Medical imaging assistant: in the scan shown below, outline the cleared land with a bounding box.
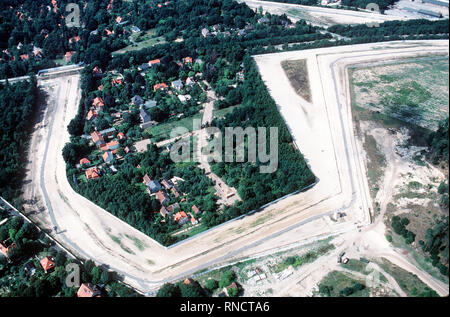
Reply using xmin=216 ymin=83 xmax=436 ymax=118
xmin=18 ymin=41 xmax=449 ymax=296
xmin=281 ymin=59 xmax=312 ymax=102
xmin=241 ymin=0 xmax=411 ymax=27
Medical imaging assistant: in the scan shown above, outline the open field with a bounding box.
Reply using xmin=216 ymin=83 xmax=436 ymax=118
xmin=112 ymin=29 xmax=167 ymax=56
xmin=16 ymin=40 xmax=449 ymax=296
xmin=348 ymin=55 xmax=449 ymax=284
xmin=349 ymin=56 xmax=449 ymax=131
xmin=240 ymin=0 xmax=412 ymax=27
xmin=281 ymin=59 xmax=312 ymax=102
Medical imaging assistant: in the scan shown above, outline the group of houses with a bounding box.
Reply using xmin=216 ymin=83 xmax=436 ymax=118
xmin=81 ymin=127 xmax=129 ymax=180
xmin=142 ymin=174 xmax=201 ymax=226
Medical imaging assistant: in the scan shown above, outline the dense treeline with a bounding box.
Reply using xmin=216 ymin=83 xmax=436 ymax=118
xmin=328 ymin=19 xmax=450 ymax=38
xmin=419 ymin=216 xmax=449 ymax=276
xmin=0 ymin=212 xmax=139 ymax=297
xmin=0 ymin=79 xmax=37 ymax=200
xmin=427 ymin=117 xmax=449 ymax=165
xmin=341 ymin=0 xmax=396 ymax=12
xmin=203 ymin=55 xmax=316 ymax=228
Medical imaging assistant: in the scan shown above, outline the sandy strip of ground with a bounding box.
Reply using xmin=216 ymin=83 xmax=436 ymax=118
xmin=241 ymin=0 xmax=411 ymax=26
xmin=23 ymin=40 xmax=448 ymax=295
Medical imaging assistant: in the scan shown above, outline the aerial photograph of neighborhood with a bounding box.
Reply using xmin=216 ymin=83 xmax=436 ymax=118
xmin=0 ymin=0 xmax=448 ymax=305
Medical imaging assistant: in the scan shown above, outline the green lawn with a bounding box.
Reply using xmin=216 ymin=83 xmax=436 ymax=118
xmin=112 ymin=29 xmax=166 ymax=56
xmin=147 ymin=113 xmax=202 ymax=141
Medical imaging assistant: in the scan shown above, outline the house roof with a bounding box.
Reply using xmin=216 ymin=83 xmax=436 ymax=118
xmin=156 ymin=191 xmax=168 ymax=203
xmin=85 ymin=167 xmax=100 ymax=179
xmin=160 ymin=206 xmax=168 ymax=217
xmin=173 ymin=211 xmax=187 ymax=222
xmin=90 ymin=131 xmax=103 ymax=143
xmin=143 ymin=174 xmax=151 ymax=184
xmin=102 ymin=151 xmax=113 ymax=162
xmin=40 ymin=256 xmax=55 ymax=272
xmin=154 ymin=83 xmax=168 ymax=91
xmin=140 ymin=109 xmax=151 ymax=122
xmin=183 ymin=57 xmax=193 ymax=64
xmin=87 ymin=109 xmax=97 ymax=120
xmin=118 ymin=132 xmax=125 ymax=139
xmin=77 ymin=283 xmax=100 ymax=297
xmin=92 ymin=97 xmax=104 ymax=107
xmin=107 ymin=140 xmax=119 ymax=149
xmin=161 ymin=179 xmax=173 ymax=189
xmin=192 ymin=205 xmax=200 ymax=214
xmin=149 ymin=59 xmax=161 ymax=65
xmin=80 ymin=158 xmax=90 ymax=165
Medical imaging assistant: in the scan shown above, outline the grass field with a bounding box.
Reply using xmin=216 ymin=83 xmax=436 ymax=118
xmin=147 ymin=113 xmax=202 ymax=141
xmin=281 ymin=59 xmax=312 ymax=102
xmin=376 ymin=258 xmax=439 ymax=297
xmin=349 ymin=56 xmax=449 ymax=131
xmin=317 ymin=270 xmax=371 ymax=297
xmin=112 ymin=29 xmax=166 ymax=56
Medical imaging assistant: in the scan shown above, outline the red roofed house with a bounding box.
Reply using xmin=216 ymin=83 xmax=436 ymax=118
xmin=189 ymin=213 xmax=198 ymax=225
xmin=85 ymin=167 xmax=100 ymax=180
xmin=80 ymin=158 xmax=90 ymax=166
xmin=92 ymin=97 xmax=104 ymax=108
xmin=143 ymin=174 xmax=151 ymax=185
xmin=148 ymin=59 xmax=161 ymax=67
xmin=153 ymin=83 xmax=168 ymax=92
xmin=116 ymin=16 xmax=122 ymax=23
xmin=105 ymin=29 xmax=114 ymax=36
xmin=173 ymin=211 xmax=189 ymax=225
xmin=40 ymin=256 xmax=55 ymax=273
xmin=87 ymin=109 xmax=97 ymax=121
xmin=171 ymin=187 xmax=180 ymax=198
xmin=0 ymin=240 xmax=16 ymax=258
xmin=156 ymin=190 xmax=169 ymax=206
xmin=106 ymin=140 xmax=119 ymax=151
xmin=192 ymin=205 xmax=200 ymax=215
xmin=183 ymin=57 xmax=193 ymax=64
xmin=118 ymin=132 xmax=125 ymax=140
xmin=91 ymin=131 xmax=105 ymax=147
xmin=77 ymin=283 xmax=101 ymax=297
xmin=92 ymin=66 xmax=102 ymax=76
xmin=20 ymin=54 xmax=29 ymax=60
xmin=102 ymin=151 xmax=113 ymax=163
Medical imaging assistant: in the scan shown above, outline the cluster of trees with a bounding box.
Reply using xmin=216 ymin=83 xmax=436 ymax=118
xmin=204 ymin=54 xmax=316 ymax=227
xmin=65 ymin=140 xmax=218 ymax=245
xmin=391 ymin=216 xmax=416 ymax=245
xmin=0 ymin=79 xmax=37 ymax=201
xmin=156 ymin=269 xmax=240 ymax=297
xmin=0 ymin=211 xmax=138 ymax=297
xmin=427 ymin=117 xmax=449 ymax=165
xmin=339 ymin=283 xmax=366 ymax=296
xmin=418 ymin=216 xmax=449 ymax=276
xmin=157 ymin=280 xmax=207 ymax=297
xmin=328 ymin=19 xmax=450 ymax=38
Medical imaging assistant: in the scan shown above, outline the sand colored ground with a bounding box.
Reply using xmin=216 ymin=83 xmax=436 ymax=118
xmin=241 ymin=0 xmax=411 ymax=27
xmin=19 ymin=40 xmax=448 ymax=295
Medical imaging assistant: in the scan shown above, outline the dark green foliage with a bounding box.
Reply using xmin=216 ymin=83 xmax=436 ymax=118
xmin=0 ymin=79 xmax=37 ymax=200
xmin=219 ymin=270 xmax=236 ymax=289
xmin=427 ymin=118 xmax=449 ymax=165
xmin=420 ymin=216 xmax=449 ymax=276
xmin=205 ymin=279 xmax=219 ymax=292
xmin=391 ymin=216 xmax=416 ymax=245
xmin=157 ymin=283 xmax=181 ymax=297
xmin=339 ymin=283 xmax=365 ymax=297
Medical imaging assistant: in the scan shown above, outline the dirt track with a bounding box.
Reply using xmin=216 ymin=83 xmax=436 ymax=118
xmin=21 ymin=40 xmax=448 ymax=295
xmin=241 ymin=0 xmax=411 ymax=27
